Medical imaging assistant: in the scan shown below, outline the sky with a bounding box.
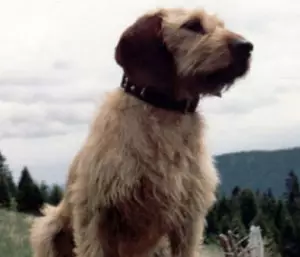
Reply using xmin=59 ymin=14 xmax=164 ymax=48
xmin=0 ymin=0 xmax=299 ymax=184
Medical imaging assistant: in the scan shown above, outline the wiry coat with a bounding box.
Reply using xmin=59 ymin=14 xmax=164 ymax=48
xmin=69 ymin=89 xmax=219 ymax=257
xmin=30 ymin=7 xmax=253 ymax=257
xmin=30 ymin=90 xmax=219 ymax=257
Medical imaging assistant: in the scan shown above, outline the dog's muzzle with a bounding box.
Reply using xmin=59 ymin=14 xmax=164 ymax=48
xmin=229 ymin=38 xmax=253 ymax=59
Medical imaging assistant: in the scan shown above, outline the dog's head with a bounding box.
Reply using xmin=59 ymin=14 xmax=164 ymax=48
xmin=115 ymin=8 xmax=253 ymax=100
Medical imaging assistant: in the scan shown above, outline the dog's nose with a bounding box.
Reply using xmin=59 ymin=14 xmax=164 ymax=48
xmin=229 ymin=38 xmax=253 ymax=56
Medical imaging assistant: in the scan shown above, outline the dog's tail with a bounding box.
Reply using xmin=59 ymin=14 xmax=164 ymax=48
xmin=29 ymin=201 xmax=74 ymax=257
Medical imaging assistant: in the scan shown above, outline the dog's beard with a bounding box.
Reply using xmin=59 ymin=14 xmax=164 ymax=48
xmin=196 ymin=55 xmax=251 ymax=97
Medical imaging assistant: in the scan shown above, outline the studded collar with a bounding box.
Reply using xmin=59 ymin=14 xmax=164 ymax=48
xmin=120 ymin=74 xmax=199 ymax=114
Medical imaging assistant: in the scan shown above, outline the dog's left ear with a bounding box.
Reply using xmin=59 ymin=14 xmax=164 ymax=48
xmin=115 ymin=12 xmax=176 ymax=88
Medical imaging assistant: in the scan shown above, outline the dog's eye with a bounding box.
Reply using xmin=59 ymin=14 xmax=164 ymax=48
xmin=181 ymin=19 xmax=205 ymax=34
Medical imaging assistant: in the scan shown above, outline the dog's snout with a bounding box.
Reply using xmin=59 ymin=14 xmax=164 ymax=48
xmin=229 ymin=38 xmax=253 ymax=56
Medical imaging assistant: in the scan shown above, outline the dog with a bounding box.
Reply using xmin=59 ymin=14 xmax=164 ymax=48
xmin=30 ymin=7 xmax=253 ymax=257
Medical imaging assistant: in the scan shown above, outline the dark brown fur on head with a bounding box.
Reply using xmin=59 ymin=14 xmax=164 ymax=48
xmin=115 ymin=8 xmax=253 ymax=100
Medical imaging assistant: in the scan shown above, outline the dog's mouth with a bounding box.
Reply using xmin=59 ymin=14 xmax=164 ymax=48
xmin=201 ymin=55 xmax=251 ymax=97
xmin=198 ymin=38 xmax=253 ymax=97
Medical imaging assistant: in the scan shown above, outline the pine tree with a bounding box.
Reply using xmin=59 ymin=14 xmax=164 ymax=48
xmin=217 ymin=196 xmax=232 ymax=220
xmin=282 ymin=170 xmax=300 ymax=256
xmin=0 ymin=152 xmax=13 ymax=207
xmin=48 ymin=184 xmax=63 ymax=206
xmin=39 ymin=181 xmax=49 ymax=203
xmin=252 ymin=211 xmax=271 ymax=237
xmin=279 ymin=207 xmax=297 ymax=256
xmin=219 ymin=214 xmax=231 ymax=234
xmin=259 ymin=188 xmax=277 ymax=219
xmin=285 ymin=170 xmax=300 ymax=215
xmin=230 ymin=186 xmax=241 ymax=218
xmin=231 ymin=186 xmax=241 ymax=197
xmin=5 ymin=170 xmax=17 ymax=198
xmin=230 ymin=214 xmax=247 ymax=238
xmin=206 ymin=205 xmax=219 ymax=237
xmin=16 ymin=167 xmax=44 ymax=214
xmin=0 ymin=170 xmax=10 ymax=207
xmin=238 ymin=188 xmax=258 ymax=229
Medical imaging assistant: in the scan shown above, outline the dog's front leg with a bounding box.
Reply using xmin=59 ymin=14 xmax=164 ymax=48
xmin=168 ymin=215 xmax=205 ymax=257
xmin=72 ymin=207 xmax=105 ymax=257
xmin=69 ymin=175 xmax=104 ymax=257
xmin=72 ymin=203 xmax=104 ymax=257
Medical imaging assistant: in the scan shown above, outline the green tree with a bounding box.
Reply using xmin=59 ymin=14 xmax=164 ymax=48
xmin=206 ymin=205 xmax=219 ymax=237
xmin=282 ymin=171 xmax=300 ymax=256
xmin=252 ymin=212 xmax=271 ymax=237
xmin=0 ymin=152 xmax=15 ymax=207
xmin=0 ymin=170 xmax=10 ymax=207
xmin=16 ymin=167 xmax=44 ymax=214
xmin=5 ymin=171 xmax=17 ymax=198
xmin=231 ymin=186 xmax=241 ymax=197
xmin=238 ymin=189 xmax=258 ymax=229
xmin=230 ymin=214 xmax=247 ymax=237
xmin=48 ymin=184 xmax=63 ymax=206
xmin=285 ymin=170 xmax=300 ymax=215
xmin=219 ymin=214 xmax=231 ymax=234
xmin=258 ymin=189 xmax=277 ymax=220
xmin=39 ymin=181 xmax=49 ymax=203
xmin=217 ymin=196 xmax=232 ymax=220
xmin=280 ymin=211 xmax=297 ymax=256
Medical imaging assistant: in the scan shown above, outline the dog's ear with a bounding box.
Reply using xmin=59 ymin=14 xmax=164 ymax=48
xmin=115 ymin=13 xmax=176 ymax=88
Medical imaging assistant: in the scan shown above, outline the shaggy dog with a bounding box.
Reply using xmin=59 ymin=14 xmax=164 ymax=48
xmin=30 ymin=7 xmax=253 ymax=257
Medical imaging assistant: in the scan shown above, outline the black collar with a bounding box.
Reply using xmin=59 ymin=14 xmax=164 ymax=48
xmin=120 ymin=74 xmax=199 ymax=113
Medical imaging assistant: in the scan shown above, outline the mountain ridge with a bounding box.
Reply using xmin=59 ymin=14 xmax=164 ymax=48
xmin=214 ymin=146 xmax=300 ymax=197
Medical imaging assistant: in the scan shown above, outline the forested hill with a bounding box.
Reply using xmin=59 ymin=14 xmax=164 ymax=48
xmin=215 ymin=147 xmax=300 ymax=197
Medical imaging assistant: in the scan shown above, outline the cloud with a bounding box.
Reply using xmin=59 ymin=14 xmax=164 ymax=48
xmin=0 ymin=132 xmax=87 ymax=183
xmin=0 ymin=100 xmax=95 ymax=139
xmin=201 ymin=85 xmax=280 ymax=116
xmin=0 ymin=76 xmax=64 ymax=87
xmin=0 ymin=0 xmax=299 ymax=184
xmin=0 ymin=81 xmax=104 ymax=104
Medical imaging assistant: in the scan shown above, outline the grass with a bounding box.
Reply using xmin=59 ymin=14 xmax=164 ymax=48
xmin=0 ymin=208 xmax=222 ymax=257
xmin=0 ymin=208 xmax=33 ymax=257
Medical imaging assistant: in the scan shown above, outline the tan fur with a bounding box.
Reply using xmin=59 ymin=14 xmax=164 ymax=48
xmin=30 ymin=202 xmax=74 ymax=257
xmin=160 ymin=8 xmax=231 ymax=75
xmin=30 ymin=7 xmax=253 ymax=257
xmin=67 ymin=90 xmax=219 ymax=257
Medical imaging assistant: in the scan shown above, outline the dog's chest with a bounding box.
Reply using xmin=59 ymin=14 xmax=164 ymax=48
xmin=134 ymin=114 xmax=217 ymax=218
xmin=138 ymin=125 xmax=204 ymax=209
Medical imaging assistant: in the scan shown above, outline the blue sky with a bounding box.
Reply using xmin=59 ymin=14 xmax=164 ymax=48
xmin=0 ymin=0 xmax=300 ymax=184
